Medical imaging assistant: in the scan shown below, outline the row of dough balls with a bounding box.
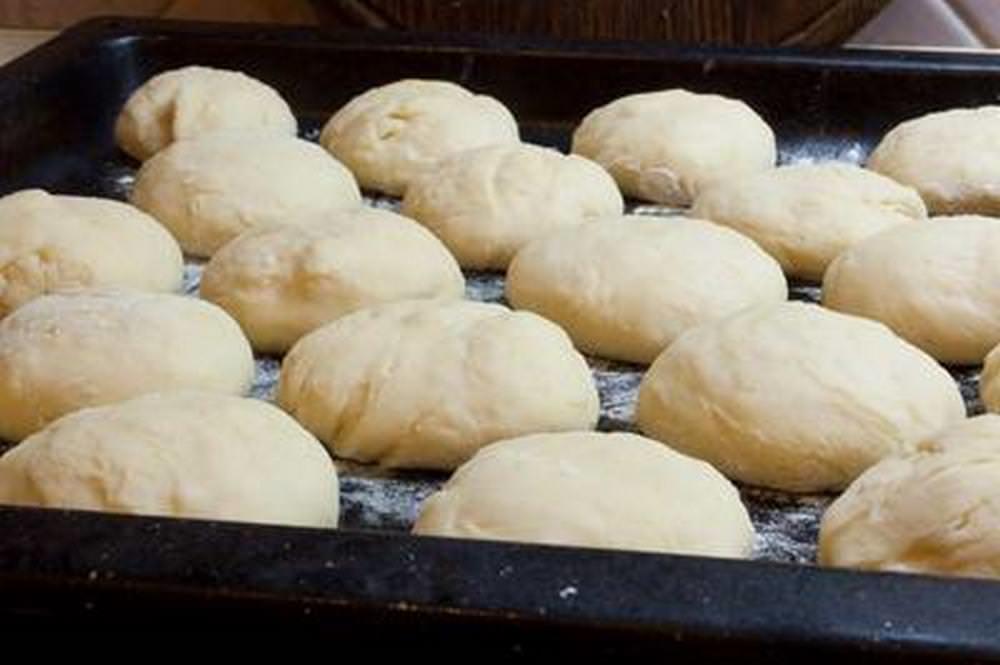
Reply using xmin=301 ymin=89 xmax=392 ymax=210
xmin=7 ymin=291 xmax=1000 ymax=570
xmin=3 ymin=67 xmax=989 ymax=368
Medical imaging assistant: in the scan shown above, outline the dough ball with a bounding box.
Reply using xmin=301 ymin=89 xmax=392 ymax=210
xmin=506 ymin=216 xmax=787 ymax=364
xmin=320 ymin=79 xmax=519 ymax=196
xmin=401 ymin=143 xmax=623 ymax=269
xmin=115 ymin=65 xmax=297 ymax=161
xmin=819 ymin=439 xmax=1000 ymax=578
xmin=278 ymin=300 xmax=599 ymax=470
xmin=0 ymin=289 xmax=254 ymax=442
xmin=637 ymin=302 xmax=966 ymax=492
xmin=823 ymin=216 xmax=1000 ymax=365
xmin=690 ymin=163 xmax=927 ymax=281
xmin=131 ymin=133 xmax=361 ymax=257
xmin=200 ymin=207 xmax=465 ymax=354
xmin=0 ymin=189 xmax=183 ymax=318
xmin=867 ymin=106 xmax=1000 ymax=215
xmin=918 ymin=414 xmax=1000 ymax=455
xmin=413 ymin=431 xmax=753 ymax=557
xmin=978 ymin=344 xmax=1000 ymax=413
xmin=571 ymin=89 xmax=776 ymax=206
xmin=0 ymin=391 xmax=337 ymax=527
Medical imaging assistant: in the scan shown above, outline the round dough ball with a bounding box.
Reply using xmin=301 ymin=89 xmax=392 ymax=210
xmin=0 ymin=289 xmax=254 ymax=442
xmin=0 ymin=391 xmax=337 ymax=527
xmin=278 ymin=300 xmax=599 ymax=470
xmin=200 ymin=207 xmax=465 ymax=354
xmin=823 ymin=216 xmax=1000 ymax=365
xmin=690 ymin=162 xmax=927 ymax=281
xmin=115 ymin=65 xmax=297 ymax=161
xmin=571 ymin=89 xmax=776 ymax=206
xmin=637 ymin=302 xmax=966 ymax=492
xmin=0 ymin=189 xmax=183 ymax=318
xmin=819 ymin=442 xmax=1000 ymax=578
xmin=320 ymin=79 xmax=519 ymax=196
xmin=131 ymin=133 xmax=362 ymax=257
xmin=401 ymin=143 xmax=623 ymax=269
xmin=867 ymin=106 xmax=1000 ymax=215
xmin=413 ymin=431 xmax=754 ymax=557
xmin=918 ymin=414 xmax=1000 ymax=455
xmin=506 ymin=216 xmax=787 ymax=364
xmin=978 ymin=344 xmax=1000 ymax=413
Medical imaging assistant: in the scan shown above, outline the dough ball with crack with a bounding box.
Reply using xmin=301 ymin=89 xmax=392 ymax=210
xmin=401 ymin=143 xmax=623 ymax=269
xmin=115 ymin=65 xmax=297 ymax=161
xmin=320 ymin=79 xmax=519 ymax=196
xmin=200 ymin=207 xmax=465 ymax=354
xmin=0 ymin=189 xmax=183 ymax=318
xmin=278 ymin=300 xmax=599 ymax=470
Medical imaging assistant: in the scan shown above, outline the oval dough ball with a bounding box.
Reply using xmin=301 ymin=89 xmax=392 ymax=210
xmin=571 ymin=89 xmax=776 ymax=206
xmin=823 ymin=216 xmax=1000 ymax=365
xmin=278 ymin=300 xmax=599 ymax=470
xmin=918 ymin=414 xmax=1000 ymax=455
xmin=401 ymin=143 xmax=623 ymax=269
xmin=690 ymin=163 xmax=927 ymax=281
xmin=131 ymin=133 xmax=362 ymax=257
xmin=115 ymin=65 xmax=297 ymax=161
xmin=320 ymin=79 xmax=519 ymax=196
xmin=637 ymin=302 xmax=966 ymax=492
xmin=867 ymin=106 xmax=1000 ymax=215
xmin=819 ymin=441 xmax=1000 ymax=578
xmin=0 ymin=391 xmax=338 ymax=527
xmin=0 ymin=289 xmax=254 ymax=442
xmin=414 ymin=431 xmax=754 ymax=557
xmin=978 ymin=344 xmax=1000 ymax=413
xmin=200 ymin=207 xmax=465 ymax=354
xmin=0 ymin=189 xmax=183 ymax=318
xmin=506 ymin=216 xmax=787 ymax=364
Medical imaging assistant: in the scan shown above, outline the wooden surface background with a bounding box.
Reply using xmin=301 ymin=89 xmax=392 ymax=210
xmin=0 ymin=0 xmax=891 ymax=46
xmin=320 ymin=0 xmax=891 ymax=46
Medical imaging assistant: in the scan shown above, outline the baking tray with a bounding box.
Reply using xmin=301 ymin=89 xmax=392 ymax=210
xmin=2 ymin=17 xmax=1000 ymax=655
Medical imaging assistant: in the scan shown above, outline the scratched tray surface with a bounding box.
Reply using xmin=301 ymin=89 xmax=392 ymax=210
xmin=87 ymin=121 xmax=983 ymax=566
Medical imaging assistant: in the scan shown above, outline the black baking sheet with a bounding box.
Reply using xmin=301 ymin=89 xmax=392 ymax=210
xmin=1 ymin=18 xmax=1000 ymax=657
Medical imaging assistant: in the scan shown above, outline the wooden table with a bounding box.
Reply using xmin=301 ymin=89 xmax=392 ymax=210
xmin=0 ymin=29 xmax=53 ymax=66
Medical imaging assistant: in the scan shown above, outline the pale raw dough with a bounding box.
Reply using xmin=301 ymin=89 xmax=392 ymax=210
xmin=637 ymin=302 xmax=966 ymax=492
xmin=867 ymin=106 xmax=1000 ymax=215
xmin=690 ymin=162 xmax=927 ymax=281
xmin=200 ymin=207 xmax=465 ymax=353
xmin=978 ymin=344 xmax=1000 ymax=413
xmin=413 ymin=431 xmax=754 ymax=557
xmin=506 ymin=216 xmax=787 ymax=364
xmin=571 ymin=89 xmax=776 ymax=206
xmin=823 ymin=216 xmax=1000 ymax=365
xmin=917 ymin=414 xmax=1000 ymax=455
xmin=278 ymin=300 xmax=599 ymax=470
xmin=401 ymin=143 xmax=623 ymax=269
xmin=0 ymin=391 xmax=338 ymax=527
xmin=819 ymin=421 xmax=1000 ymax=578
xmin=115 ymin=65 xmax=297 ymax=161
xmin=131 ymin=133 xmax=361 ymax=257
xmin=320 ymin=79 xmax=519 ymax=196
xmin=0 ymin=189 xmax=183 ymax=318
xmin=0 ymin=289 xmax=254 ymax=442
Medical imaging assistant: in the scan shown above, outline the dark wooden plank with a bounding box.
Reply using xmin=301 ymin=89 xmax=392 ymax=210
xmin=313 ymin=0 xmax=890 ymax=46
